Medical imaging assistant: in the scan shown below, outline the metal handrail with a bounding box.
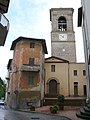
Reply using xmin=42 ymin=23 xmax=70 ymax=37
xmin=0 ymin=13 xmax=9 ymax=30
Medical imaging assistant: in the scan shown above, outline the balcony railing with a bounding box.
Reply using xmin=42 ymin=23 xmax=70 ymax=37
xmin=20 ymin=64 xmax=40 ymax=72
xmin=0 ymin=13 xmax=9 ymax=30
xmin=0 ymin=13 xmax=9 ymax=45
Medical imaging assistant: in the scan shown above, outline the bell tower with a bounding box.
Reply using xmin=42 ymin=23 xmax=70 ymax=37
xmin=50 ymin=8 xmax=76 ymax=62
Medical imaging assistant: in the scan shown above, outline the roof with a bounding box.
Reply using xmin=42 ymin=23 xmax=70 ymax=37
xmin=10 ymin=36 xmax=48 ymax=54
xmin=50 ymin=8 xmax=74 ymax=21
xmin=45 ymin=56 xmax=69 ymax=63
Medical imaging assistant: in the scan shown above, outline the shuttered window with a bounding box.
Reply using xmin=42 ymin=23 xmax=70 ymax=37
xmin=28 ymin=75 xmax=34 ymax=85
xmin=83 ymin=70 xmax=86 ymax=76
xmin=30 ymin=42 xmax=35 ymax=48
xmin=29 ymin=58 xmax=34 ymax=66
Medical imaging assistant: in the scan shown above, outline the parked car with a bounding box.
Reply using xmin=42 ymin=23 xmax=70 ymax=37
xmin=0 ymin=99 xmax=4 ymax=105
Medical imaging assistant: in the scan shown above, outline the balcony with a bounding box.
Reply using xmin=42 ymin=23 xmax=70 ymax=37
xmin=0 ymin=0 xmax=10 ymax=13
xmin=88 ymin=54 xmax=90 ymax=64
xmin=0 ymin=13 xmax=9 ymax=46
xmin=20 ymin=64 xmax=40 ymax=72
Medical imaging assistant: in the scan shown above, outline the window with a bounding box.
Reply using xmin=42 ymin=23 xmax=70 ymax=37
xmin=74 ymin=82 xmax=78 ymax=96
xmin=83 ymin=70 xmax=86 ymax=76
xmin=78 ymin=7 xmax=82 ymax=27
xmin=83 ymin=85 xmax=87 ymax=96
xmin=29 ymin=58 xmax=34 ymax=66
xmin=58 ymin=16 xmax=67 ymax=31
xmin=9 ymin=66 xmax=12 ymax=71
xmin=30 ymin=42 xmax=35 ymax=48
xmin=51 ymin=65 xmax=55 ymax=72
xmin=74 ymin=70 xmax=77 ymax=76
xmin=28 ymin=75 xmax=34 ymax=85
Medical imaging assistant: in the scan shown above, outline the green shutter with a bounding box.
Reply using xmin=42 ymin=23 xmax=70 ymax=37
xmin=28 ymin=76 xmax=34 ymax=85
xmin=29 ymin=58 xmax=34 ymax=66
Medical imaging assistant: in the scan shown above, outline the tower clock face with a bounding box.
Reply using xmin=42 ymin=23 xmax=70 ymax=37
xmin=59 ymin=34 xmax=67 ymax=40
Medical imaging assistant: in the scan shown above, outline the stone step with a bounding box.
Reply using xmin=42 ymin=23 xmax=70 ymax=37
xmin=87 ymin=104 xmax=90 ymax=109
xmin=84 ymin=106 xmax=90 ymax=112
xmin=76 ymin=110 xmax=90 ymax=119
xmin=80 ymin=108 xmax=90 ymax=116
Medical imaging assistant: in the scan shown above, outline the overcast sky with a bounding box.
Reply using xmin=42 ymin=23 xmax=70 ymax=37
xmin=0 ymin=0 xmax=84 ymax=79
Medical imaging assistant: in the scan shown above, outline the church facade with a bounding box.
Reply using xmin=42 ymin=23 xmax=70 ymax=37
xmin=44 ymin=8 xmax=86 ymax=97
xmin=45 ymin=56 xmax=86 ymax=97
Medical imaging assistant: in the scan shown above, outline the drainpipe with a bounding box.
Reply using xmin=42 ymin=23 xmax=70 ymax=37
xmin=44 ymin=69 xmax=46 ymax=97
xmin=68 ymin=62 xmax=70 ymax=96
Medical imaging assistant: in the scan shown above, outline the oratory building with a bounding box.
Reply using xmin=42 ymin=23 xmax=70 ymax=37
xmin=6 ymin=8 xmax=86 ymax=109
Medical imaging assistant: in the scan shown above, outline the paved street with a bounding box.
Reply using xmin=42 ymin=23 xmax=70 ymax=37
xmin=0 ymin=106 xmax=71 ymax=120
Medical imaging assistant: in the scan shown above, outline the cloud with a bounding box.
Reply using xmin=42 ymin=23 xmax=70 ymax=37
xmin=1 ymin=0 xmax=84 ymax=79
xmin=0 ymin=47 xmax=13 ymax=79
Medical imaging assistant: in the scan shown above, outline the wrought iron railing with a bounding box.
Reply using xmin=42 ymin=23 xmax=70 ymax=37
xmin=0 ymin=13 xmax=9 ymax=30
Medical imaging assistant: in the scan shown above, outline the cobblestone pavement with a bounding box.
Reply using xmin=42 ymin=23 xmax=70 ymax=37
xmin=35 ymin=106 xmax=82 ymax=120
xmin=19 ymin=106 xmax=83 ymax=120
xmin=1 ymin=105 xmax=83 ymax=120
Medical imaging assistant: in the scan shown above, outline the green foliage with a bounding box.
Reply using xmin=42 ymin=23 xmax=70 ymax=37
xmin=0 ymin=78 xmax=4 ymax=85
xmin=57 ymin=94 xmax=65 ymax=110
xmin=0 ymin=78 xmax=6 ymax=99
xmin=57 ymin=94 xmax=65 ymax=103
xmin=50 ymin=105 xmax=59 ymax=113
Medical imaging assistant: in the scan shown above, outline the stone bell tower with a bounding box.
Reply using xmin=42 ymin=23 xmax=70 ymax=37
xmin=50 ymin=8 xmax=76 ymax=62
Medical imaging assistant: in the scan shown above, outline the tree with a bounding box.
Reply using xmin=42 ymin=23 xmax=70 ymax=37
xmin=0 ymin=78 xmax=6 ymax=99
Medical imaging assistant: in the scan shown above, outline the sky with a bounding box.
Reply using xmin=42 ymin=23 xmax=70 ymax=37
xmin=0 ymin=0 xmax=84 ymax=79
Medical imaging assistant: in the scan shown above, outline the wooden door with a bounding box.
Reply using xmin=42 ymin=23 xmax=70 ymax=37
xmin=49 ymin=79 xmax=57 ymax=95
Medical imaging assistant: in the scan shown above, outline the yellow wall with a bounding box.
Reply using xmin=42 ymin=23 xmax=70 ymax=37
xmin=69 ymin=63 xmax=87 ymax=96
xmin=45 ymin=58 xmax=69 ymax=96
xmin=45 ymin=57 xmax=87 ymax=97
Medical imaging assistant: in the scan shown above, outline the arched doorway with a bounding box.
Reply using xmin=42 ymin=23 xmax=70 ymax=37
xmin=49 ymin=79 xmax=57 ymax=95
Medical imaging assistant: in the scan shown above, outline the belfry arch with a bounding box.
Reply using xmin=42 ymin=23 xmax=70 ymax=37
xmin=58 ymin=16 xmax=67 ymax=31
